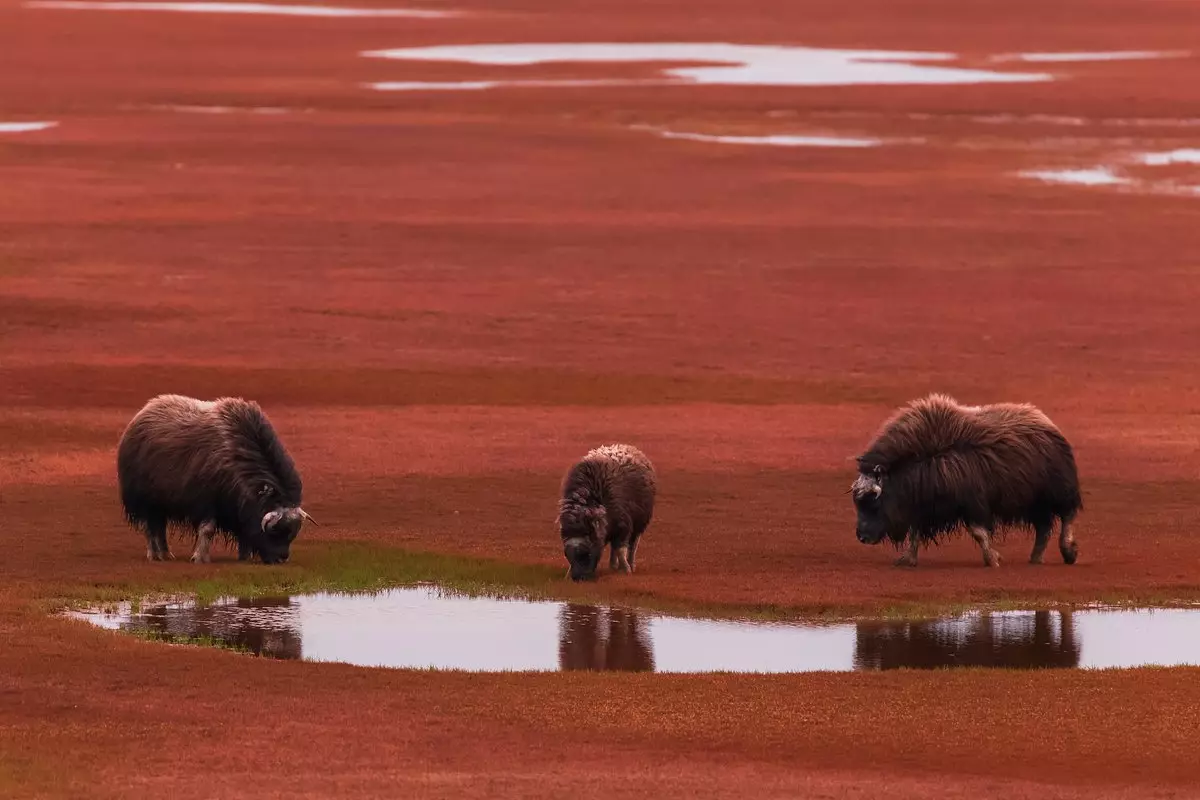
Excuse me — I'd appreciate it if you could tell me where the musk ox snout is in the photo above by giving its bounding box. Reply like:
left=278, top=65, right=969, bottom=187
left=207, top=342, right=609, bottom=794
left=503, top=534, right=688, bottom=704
left=257, top=507, right=315, bottom=565
left=563, top=537, right=601, bottom=581
left=851, top=476, right=889, bottom=544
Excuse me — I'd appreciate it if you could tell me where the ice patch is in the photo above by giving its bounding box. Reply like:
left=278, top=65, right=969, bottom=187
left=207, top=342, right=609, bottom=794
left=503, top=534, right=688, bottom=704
left=363, top=43, right=1053, bottom=88
left=24, top=1, right=454, bottom=18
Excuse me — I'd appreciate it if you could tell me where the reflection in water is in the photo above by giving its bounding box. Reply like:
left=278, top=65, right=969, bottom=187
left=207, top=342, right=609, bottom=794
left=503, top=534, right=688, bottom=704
left=67, top=588, right=1200, bottom=673
left=854, top=611, right=1080, bottom=670
left=558, top=604, right=654, bottom=672
left=124, top=596, right=303, bottom=660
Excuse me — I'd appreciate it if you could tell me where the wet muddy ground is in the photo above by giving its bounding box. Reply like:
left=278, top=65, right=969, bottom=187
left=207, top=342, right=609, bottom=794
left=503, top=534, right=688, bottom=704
left=4, top=0, right=1200, bottom=796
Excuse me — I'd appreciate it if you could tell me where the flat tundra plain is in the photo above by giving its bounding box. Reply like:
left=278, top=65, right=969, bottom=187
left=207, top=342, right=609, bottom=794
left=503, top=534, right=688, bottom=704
left=2, top=0, right=1200, bottom=797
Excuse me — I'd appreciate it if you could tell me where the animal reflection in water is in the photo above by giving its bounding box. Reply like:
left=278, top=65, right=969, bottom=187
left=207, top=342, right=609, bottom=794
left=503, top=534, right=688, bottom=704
left=558, top=604, right=655, bottom=672
left=124, top=597, right=303, bottom=660
left=854, top=610, right=1079, bottom=670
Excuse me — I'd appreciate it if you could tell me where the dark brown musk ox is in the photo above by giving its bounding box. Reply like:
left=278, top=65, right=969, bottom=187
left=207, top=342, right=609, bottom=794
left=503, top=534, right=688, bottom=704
left=117, top=394, right=316, bottom=565
left=850, top=393, right=1082, bottom=568
left=557, top=444, right=657, bottom=581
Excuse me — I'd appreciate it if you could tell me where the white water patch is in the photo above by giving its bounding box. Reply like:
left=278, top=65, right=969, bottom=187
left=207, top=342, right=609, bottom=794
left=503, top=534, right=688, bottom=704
left=1135, top=148, right=1200, bottom=166
left=363, top=43, right=1053, bottom=88
left=68, top=591, right=1200, bottom=673
left=0, top=121, right=58, bottom=134
left=1020, top=167, right=1131, bottom=187
left=991, top=50, right=1192, bottom=63
left=146, top=104, right=301, bottom=115
left=24, top=1, right=455, bottom=17
left=369, top=78, right=633, bottom=91
left=658, top=130, right=883, bottom=147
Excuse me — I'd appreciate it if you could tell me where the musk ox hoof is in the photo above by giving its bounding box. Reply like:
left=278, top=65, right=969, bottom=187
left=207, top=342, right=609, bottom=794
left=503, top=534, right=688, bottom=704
left=983, top=551, right=1002, bottom=568
left=1029, top=554, right=1045, bottom=565
left=893, top=555, right=918, bottom=568
left=190, top=553, right=210, bottom=564
left=1061, top=544, right=1078, bottom=565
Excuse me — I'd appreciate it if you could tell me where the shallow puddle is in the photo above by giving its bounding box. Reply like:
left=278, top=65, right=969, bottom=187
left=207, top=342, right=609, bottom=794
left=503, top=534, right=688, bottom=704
left=657, top=131, right=884, bottom=148
left=24, top=1, right=454, bottom=17
left=1020, top=167, right=1131, bottom=187
left=363, top=43, right=1054, bottom=89
left=68, top=587, right=1200, bottom=673
left=0, top=122, right=57, bottom=134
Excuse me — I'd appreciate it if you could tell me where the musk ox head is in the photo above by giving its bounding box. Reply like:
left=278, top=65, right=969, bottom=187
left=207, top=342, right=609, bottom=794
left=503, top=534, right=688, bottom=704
left=558, top=496, right=606, bottom=582
left=851, top=464, right=905, bottom=546
left=254, top=485, right=317, bottom=564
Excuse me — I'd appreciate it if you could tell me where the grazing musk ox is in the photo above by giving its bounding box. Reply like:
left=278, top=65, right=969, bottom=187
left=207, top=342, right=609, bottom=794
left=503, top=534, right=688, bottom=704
left=557, top=444, right=656, bottom=581
left=851, top=393, right=1081, bottom=568
left=117, top=394, right=315, bottom=564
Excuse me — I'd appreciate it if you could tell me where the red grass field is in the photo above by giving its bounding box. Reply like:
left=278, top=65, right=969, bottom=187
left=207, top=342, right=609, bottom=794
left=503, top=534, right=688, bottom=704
left=3, top=0, right=1200, bottom=796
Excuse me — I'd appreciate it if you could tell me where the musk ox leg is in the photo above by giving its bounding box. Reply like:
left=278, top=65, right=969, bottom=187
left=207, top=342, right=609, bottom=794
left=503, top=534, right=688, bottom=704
left=894, top=534, right=920, bottom=568
left=237, top=540, right=253, bottom=562
left=627, top=532, right=642, bottom=573
left=1030, top=521, right=1053, bottom=564
left=191, top=522, right=215, bottom=564
left=968, top=525, right=1001, bottom=568
left=145, top=520, right=173, bottom=561
left=609, top=542, right=620, bottom=572
left=614, top=545, right=631, bottom=574
left=1059, top=519, right=1079, bottom=565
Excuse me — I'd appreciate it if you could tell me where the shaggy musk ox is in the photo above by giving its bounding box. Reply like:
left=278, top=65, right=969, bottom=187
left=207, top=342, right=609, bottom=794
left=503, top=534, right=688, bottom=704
left=117, top=394, right=315, bottom=564
left=851, top=394, right=1081, bottom=568
left=557, top=444, right=656, bottom=581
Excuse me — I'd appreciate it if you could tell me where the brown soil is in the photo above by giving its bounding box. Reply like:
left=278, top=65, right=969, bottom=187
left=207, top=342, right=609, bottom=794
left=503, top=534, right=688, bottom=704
left=3, top=0, right=1200, bottom=796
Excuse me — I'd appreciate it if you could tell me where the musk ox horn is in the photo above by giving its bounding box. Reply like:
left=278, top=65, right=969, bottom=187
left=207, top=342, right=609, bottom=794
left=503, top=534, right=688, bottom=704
left=871, top=484, right=882, bottom=497
left=299, top=509, right=319, bottom=526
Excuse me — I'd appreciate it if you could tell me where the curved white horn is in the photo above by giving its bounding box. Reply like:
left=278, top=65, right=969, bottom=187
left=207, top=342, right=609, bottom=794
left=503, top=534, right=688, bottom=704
left=299, top=509, right=319, bottom=526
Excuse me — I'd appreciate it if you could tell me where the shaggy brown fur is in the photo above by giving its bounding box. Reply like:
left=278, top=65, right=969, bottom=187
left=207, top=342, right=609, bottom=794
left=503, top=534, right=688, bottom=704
left=851, top=393, right=1082, bottom=568
left=557, top=444, right=657, bottom=581
left=116, top=394, right=312, bottom=564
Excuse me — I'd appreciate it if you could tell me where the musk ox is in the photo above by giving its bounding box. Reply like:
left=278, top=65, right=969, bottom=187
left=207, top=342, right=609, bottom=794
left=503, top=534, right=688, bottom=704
left=557, top=444, right=656, bottom=581
left=851, top=393, right=1081, bottom=568
left=117, top=394, right=315, bottom=565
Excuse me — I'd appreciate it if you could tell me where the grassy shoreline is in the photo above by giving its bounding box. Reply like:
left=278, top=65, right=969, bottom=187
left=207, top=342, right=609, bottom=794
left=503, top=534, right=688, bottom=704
left=38, top=541, right=1200, bottom=624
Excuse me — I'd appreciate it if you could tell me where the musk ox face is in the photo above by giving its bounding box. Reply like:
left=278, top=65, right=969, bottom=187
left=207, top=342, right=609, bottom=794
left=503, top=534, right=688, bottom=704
left=852, top=471, right=904, bottom=545
left=560, top=504, right=606, bottom=581
left=562, top=535, right=603, bottom=581
left=256, top=508, right=304, bottom=564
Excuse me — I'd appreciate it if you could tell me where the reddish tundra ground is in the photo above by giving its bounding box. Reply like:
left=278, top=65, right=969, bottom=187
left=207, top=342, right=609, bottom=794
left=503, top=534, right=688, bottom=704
left=3, top=0, right=1200, bottom=796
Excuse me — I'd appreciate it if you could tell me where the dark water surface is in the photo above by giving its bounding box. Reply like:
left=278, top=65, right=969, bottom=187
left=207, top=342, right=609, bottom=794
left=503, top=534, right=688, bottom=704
left=67, top=587, right=1200, bottom=673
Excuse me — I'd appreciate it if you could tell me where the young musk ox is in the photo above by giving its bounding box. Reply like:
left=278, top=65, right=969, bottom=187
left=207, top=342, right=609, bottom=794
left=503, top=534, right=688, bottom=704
left=557, top=444, right=656, bottom=581
left=117, top=394, right=316, bottom=564
left=850, top=393, right=1081, bottom=568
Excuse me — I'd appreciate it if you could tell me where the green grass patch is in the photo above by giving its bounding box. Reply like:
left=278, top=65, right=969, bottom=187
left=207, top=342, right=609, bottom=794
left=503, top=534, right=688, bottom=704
left=43, top=541, right=563, bottom=613
left=125, top=628, right=256, bottom=655
left=38, top=540, right=1200, bottom=624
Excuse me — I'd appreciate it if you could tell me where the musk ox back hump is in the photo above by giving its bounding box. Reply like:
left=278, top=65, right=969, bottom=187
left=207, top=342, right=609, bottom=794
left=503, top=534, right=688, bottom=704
left=561, top=443, right=657, bottom=533
left=859, top=394, right=1081, bottom=534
